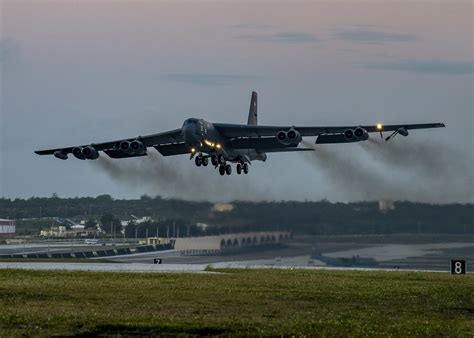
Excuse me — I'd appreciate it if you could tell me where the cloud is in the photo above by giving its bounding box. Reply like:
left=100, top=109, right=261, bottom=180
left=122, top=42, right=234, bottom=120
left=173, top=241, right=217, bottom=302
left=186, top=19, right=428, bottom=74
left=336, top=29, right=417, bottom=43
left=365, top=60, right=474, bottom=75
left=162, top=73, right=260, bottom=86
left=237, top=31, right=318, bottom=44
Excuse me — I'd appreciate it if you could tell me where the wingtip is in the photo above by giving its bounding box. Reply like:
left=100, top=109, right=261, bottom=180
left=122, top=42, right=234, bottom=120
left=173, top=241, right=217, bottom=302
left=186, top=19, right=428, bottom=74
left=438, top=123, right=446, bottom=128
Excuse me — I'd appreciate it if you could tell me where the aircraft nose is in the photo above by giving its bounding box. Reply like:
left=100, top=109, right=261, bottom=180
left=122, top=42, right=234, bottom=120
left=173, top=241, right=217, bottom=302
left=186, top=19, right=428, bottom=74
left=183, top=124, right=201, bottom=147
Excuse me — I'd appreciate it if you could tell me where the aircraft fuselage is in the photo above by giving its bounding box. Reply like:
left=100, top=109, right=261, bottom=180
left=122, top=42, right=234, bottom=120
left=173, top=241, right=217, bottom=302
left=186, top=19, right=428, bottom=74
left=182, top=118, right=266, bottom=163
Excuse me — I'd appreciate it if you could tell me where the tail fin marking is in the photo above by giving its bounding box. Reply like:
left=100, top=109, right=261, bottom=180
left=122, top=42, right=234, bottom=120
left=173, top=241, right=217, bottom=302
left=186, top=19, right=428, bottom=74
left=247, top=91, right=257, bottom=125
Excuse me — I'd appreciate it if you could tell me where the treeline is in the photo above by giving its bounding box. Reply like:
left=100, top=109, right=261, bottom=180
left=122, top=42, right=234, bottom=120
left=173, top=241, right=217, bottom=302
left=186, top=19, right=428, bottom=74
left=0, top=195, right=472, bottom=235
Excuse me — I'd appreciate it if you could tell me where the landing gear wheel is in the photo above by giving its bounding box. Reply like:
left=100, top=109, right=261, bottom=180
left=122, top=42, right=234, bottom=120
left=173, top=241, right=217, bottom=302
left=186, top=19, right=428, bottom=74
left=219, top=165, right=225, bottom=176
left=195, top=156, right=202, bottom=167
left=225, top=164, right=232, bottom=175
left=202, top=157, right=209, bottom=166
left=211, top=155, right=218, bottom=166
left=236, top=163, right=242, bottom=175
left=243, top=163, right=249, bottom=174
left=217, top=154, right=226, bottom=165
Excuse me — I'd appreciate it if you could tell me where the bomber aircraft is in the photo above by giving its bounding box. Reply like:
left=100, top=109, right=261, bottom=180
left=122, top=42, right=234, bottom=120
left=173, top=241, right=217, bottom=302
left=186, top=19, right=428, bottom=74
left=36, top=91, right=445, bottom=176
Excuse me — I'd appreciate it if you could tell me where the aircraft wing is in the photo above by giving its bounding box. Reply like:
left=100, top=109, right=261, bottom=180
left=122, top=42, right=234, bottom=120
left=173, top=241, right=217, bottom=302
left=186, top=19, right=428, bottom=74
left=35, top=129, right=184, bottom=157
left=231, top=137, right=299, bottom=149
left=214, top=122, right=445, bottom=138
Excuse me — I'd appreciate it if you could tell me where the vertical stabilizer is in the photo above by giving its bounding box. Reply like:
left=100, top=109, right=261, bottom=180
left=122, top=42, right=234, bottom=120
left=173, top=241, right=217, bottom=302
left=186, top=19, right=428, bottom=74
left=247, top=91, right=258, bottom=125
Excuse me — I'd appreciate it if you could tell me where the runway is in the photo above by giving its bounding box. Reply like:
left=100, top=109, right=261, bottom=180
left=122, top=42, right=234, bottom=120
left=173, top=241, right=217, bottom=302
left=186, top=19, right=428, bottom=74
left=0, top=262, right=213, bottom=273
left=0, top=261, right=451, bottom=274
left=1, top=236, right=472, bottom=273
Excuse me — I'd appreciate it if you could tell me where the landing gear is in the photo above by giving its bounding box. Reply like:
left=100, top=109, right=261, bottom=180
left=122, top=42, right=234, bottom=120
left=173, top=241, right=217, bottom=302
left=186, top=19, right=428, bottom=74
left=236, top=163, right=242, bottom=175
left=195, top=154, right=209, bottom=167
left=219, top=165, right=225, bottom=176
left=225, top=164, right=232, bottom=175
left=195, top=153, right=249, bottom=176
left=217, top=154, right=226, bottom=165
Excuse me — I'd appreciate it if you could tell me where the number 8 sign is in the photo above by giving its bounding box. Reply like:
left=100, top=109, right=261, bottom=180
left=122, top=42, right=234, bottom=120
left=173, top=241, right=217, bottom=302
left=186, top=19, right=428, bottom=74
left=450, top=260, right=466, bottom=275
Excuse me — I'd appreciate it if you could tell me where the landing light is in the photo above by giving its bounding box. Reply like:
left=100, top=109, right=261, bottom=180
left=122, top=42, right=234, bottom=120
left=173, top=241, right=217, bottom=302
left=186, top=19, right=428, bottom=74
left=191, top=148, right=196, bottom=153
left=376, top=123, right=383, bottom=130
left=216, top=144, right=221, bottom=149
left=204, top=139, right=215, bottom=147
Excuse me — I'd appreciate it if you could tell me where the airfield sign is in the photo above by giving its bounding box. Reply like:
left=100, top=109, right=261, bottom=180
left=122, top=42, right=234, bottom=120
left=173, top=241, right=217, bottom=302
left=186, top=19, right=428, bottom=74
left=450, top=260, right=466, bottom=275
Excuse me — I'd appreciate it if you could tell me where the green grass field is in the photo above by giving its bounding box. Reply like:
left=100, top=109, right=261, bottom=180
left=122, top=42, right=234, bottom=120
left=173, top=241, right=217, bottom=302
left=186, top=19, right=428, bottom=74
left=0, top=268, right=472, bottom=336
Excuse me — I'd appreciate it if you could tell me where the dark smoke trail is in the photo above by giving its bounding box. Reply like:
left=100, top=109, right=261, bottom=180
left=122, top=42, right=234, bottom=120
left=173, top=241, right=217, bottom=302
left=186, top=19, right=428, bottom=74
left=359, top=138, right=474, bottom=202
left=93, top=152, right=275, bottom=202
left=301, top=140, right=410, bottom=201
left=301, top=138, right=474, bottom=203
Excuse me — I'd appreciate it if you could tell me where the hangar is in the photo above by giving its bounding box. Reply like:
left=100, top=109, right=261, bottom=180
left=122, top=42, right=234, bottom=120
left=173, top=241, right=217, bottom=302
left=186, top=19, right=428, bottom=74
left=175, top=231, right=291, bottom=255
left=0, top=219, right=16, bottom=238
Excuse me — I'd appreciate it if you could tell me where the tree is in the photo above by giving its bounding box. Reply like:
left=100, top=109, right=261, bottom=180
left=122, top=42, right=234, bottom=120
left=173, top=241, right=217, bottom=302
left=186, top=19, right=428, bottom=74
left=100, top=214, right=121, bottom=235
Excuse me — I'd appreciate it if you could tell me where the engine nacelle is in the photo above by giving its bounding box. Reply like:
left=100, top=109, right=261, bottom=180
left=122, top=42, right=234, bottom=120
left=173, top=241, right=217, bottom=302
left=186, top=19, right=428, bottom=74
left=72, top=147, right=86, bottom=160
left=119, top=140, right=146, bottom=155
left=344, top=128, right=368, bottom=142
left=343, top=129, right=355, bottom=141
left=286, top=127, right=302, bottom=144
left=82, top=146, right=99, bottom=160
left=277, top=128, right=301, bottom=145
left=130, top=140, right=146, bottom=154
left=354, top=127, right=369, bottom=141
left=276, top=131, right=290, bottom=145
left=119, top=141, right=132, bottom=153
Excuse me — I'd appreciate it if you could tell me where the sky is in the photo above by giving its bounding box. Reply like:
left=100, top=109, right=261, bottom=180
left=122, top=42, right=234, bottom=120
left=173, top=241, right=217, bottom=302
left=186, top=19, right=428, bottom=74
left=1, top=0, right=473, bottom=203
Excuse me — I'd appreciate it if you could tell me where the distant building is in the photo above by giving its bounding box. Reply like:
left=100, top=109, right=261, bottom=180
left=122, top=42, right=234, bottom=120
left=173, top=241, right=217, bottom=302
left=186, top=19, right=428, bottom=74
left=121, top=215, right=152, bottom=227
left=145, top=237, right=172, bottom=245
left=40, top=225, right=97, bottom=238
left=0, top=219, right=16, bottom=237
left=379, top=200, right=395, bottom=213
left=40, top=226, right=67, bottom=237
left=175, top=231, right=291, bottom=255
left=212, top=203, right=234, bottom=212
